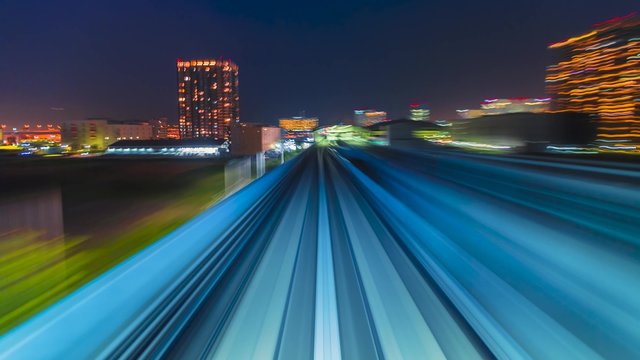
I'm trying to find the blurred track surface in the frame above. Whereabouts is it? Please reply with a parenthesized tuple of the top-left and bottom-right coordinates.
(1, 146, 639, 359)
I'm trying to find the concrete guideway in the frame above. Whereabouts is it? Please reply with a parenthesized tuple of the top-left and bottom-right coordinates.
(1, 146, 639, 359)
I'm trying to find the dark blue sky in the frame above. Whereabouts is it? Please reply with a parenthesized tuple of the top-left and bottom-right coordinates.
(0, 0, 636, 126)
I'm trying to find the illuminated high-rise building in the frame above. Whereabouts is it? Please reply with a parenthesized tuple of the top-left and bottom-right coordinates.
(177, 59, 239, 140)
(546, 13, 640, 148)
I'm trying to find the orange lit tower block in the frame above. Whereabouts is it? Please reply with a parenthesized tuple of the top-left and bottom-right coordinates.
(177, 59, 240, 140)
(546, 12, 640, 148)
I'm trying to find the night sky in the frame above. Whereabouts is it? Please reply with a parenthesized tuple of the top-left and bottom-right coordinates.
(0, 0, 636, 127)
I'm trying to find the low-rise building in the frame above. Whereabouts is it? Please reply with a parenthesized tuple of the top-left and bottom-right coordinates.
(106, 139, 227, 157)
(279, 117, 318, 141)
(368, 119, 450, 147)
(61, 119, 154, 151)
(354, 109, 387, 127)
(150, 117, 169, 139)
(457, 98, 550, 119)
(230, 123, 281, 155)
(61, 119, 112, 150)
(109, 120, 153, 141)
(450, 112, 597, 152)
(1, 124, 61, 145)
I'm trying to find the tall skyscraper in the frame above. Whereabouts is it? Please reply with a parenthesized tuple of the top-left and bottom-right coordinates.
(177, 59, 239, 140)
(546, 13, 640, 148)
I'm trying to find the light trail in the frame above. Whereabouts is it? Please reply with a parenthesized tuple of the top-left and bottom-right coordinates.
(1, 146, 639, 359)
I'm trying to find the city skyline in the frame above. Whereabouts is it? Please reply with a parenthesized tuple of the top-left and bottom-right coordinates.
(2, 2, 640, 357)
(0, 1, 637, 127)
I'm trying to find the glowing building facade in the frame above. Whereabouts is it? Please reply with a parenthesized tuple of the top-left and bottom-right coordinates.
(177, 59, 239, 140)
(457, 98, 550, 119)
(1, 124, 62, 145)
(354, 109, 387, 127)
(409, 103, 431, 121)
(279, 117, 319, 140)
(166, 125, 181, 139)
(546, 13, 640, 148)
(61, 119, 111, 150)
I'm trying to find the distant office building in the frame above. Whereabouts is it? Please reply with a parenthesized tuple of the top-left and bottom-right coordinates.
(150, 117, 169, 139)
(457, 98, 550, 119)
(177, 59, 240, 140)
(1, 124, 61, 145)
(279, 117, 318, 140)
(166, 125, 181, 139)
(109, 120, 153, 141)
(61, 119, 112, 150)
(409, 103, 431, 121)
(546, 13, 640, 148)
(230, 123, 280, 155)
(354, 109, 387, 127)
